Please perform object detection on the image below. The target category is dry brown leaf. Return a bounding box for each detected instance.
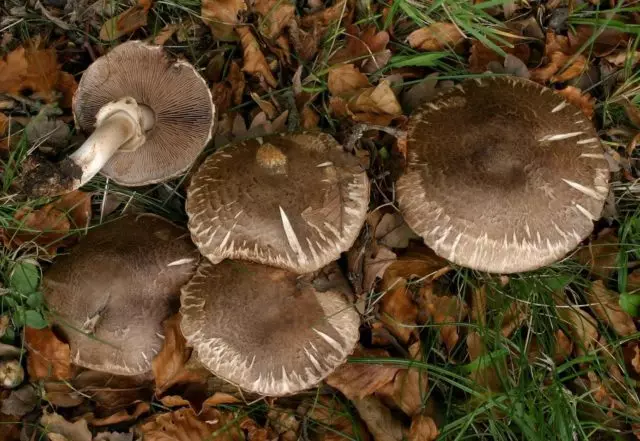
[554,86,595,120]
[202,0,247,41]
[326,346,400,400]
[348,80,402,115]
[137,407,244,441]
[328,64,370,97]
[380,274,417,343]
[408,415,438,441]
[352,396,405,441]
[407,23,463,51]
[586,280,636,337]
[624,100,640,127]
[202,392,241,407]
[553,329,573,363]
[551,54,587,82]
[43,381,85,408]
[466,332,502,392]
[307,396,371,441]
[470,285,487,325]
[468,37,530,73]
[300,0,349,28]
[228,61,246,105]
[91,402,150,426]
[330,25,390,68]
[501,302,529,337]
[153,314,206,395]
[301,106,320,129]
[555,296,599,356]
[160,395,191,408]
[575,228,619,279]
[25,326,71,381]
[387,342,427,416]
[211,83,233,114]
[236,27,277,88]
[0,40,77,107]
[72,370,153,409]
[150,23,180,45]
[100,3,150,41]
[41,411,92,441]
[374,213,420,249]
[253,0,296,39]
[1,385,38,417]
[1,191,91,255]
[422,291,468,353]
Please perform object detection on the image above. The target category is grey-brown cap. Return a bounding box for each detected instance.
[43,214,199,375]
[180,259,360,396]
[396,76,609,273]
[73,41,215,186]
[186,132,370,274]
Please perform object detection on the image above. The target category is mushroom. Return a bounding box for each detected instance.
[395,76,609,273]
[23,41,215,197]
[186,132,370,274]
[180,259,360,396]
[43,214,198,375]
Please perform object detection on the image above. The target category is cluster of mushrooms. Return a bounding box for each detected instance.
[34,41,610,397]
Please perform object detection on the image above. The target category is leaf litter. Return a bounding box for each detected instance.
[1,0,640,440]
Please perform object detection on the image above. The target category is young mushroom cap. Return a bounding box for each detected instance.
[186,132,370,274]
[396,76,610,274]
[43,214,199,375]
[23,41,215,196]
[180,259,360,396]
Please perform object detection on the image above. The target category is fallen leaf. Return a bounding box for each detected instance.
[91,402,150,426]
[1,385,38,417]
[422,291,468,353]
[72,370,153,409]
[551,54,587,82]
[408,415,438,441]
[228,61,246,105]
[586,280,636,337]
[363,245,397,293]
[468,37,530,73]
[287,19,322,61]
[25,326,71,381]
[100,2,151,41]
[466,331,502,392]
[554,86,595,120]
[330,25,390,68]
[94,433,134,441]
[555,295,599,356]
[380,273,418,343]
[407,23,463,51]
[150,23,180,45]
[326,346,400,400]
[137,407,245,441]
[328,64,370,97]
[300,0,349,28]
[301,106,320,129]
[153,314,206,395]
[387,342,428,416]
[0,40,78,107]
[41,411,92,441]
[307,396,371,441]
[553,329,573,363]
[575,228,619,279]
[375,213,420,249]
[352,396,405,441]
[202,0,247,41]
[202,392,240,407]
[236,27,278,88]
[253,0,296,39]
[470,285,487,325]
[211,83,233,114]
[500,302,529,337]
[43,381,85,408]
[1,191,92,255]
[332,80,403,125]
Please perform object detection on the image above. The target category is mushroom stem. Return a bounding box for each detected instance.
[344,123,407,152]
[21,97,152,197]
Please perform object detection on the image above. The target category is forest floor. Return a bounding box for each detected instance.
[1,0,640,440]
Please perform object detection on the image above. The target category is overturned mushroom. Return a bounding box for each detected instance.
[23,41,215,196]
[180,260,360,396]
[186,132,370,274]
[43,215,198,375]
[395,76,609,273]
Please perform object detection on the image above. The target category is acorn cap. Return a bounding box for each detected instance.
[180,259,360,396]
[186,132,370,274]
[73,41,215,186]
[396,76,610,273]
[43,214,199,375]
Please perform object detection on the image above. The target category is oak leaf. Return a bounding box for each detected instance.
[407,23,463,51]
[236,27,277,87]
[328,64,370,97]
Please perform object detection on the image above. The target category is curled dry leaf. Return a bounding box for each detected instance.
[554,86,595,120]
[407,23,464,52]
[422,290,468,353]
[90,402,151,427]
[253,0,296,39]
[137,407,245,441]
[380,272,418,343]
[408,415,438,441]
[575,228,619,279]
[331,80,403,125]
[0,39,77,108]
[326,346,400,400]
[328,64,370,97]
[555,295,599,356]
[1,190,92,255]
[300,0,349,29]
[586,280,636,337]
[71,370,153,409]
[41,411,92,441]
[236,27,278,88]
[202,0,248,41]
[363,245,397,293]
[307,396,371,441]
[386,342,427,416]
[25,326,71,381]
[468,36,530,73]
[100,0,153,41]
[329,25,390,69]
[352,396,405,441]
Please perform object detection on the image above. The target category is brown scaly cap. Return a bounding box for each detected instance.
[43,214,199,375]
[186,132,370,274]
[396,76,610,274]
[73,41,215,186]
[180,259,360,396]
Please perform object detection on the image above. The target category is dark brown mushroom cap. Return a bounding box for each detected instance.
[43,214,199,375]
[397,76,610,273]
[73,41,215,186]
[186,132,370,274]
[180,259,360,396]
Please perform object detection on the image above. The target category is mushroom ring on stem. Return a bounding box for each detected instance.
[22,41,215,197]
[394,76,610,273]
[186,132,370,274]
[180,259,360,396]
[43,214,199,376]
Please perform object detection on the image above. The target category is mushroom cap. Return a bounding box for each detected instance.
[43,214,199,375]
[180,259,360,396]
[73,41,215,186]
[186,132,370,274]
[396,76,610,274]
